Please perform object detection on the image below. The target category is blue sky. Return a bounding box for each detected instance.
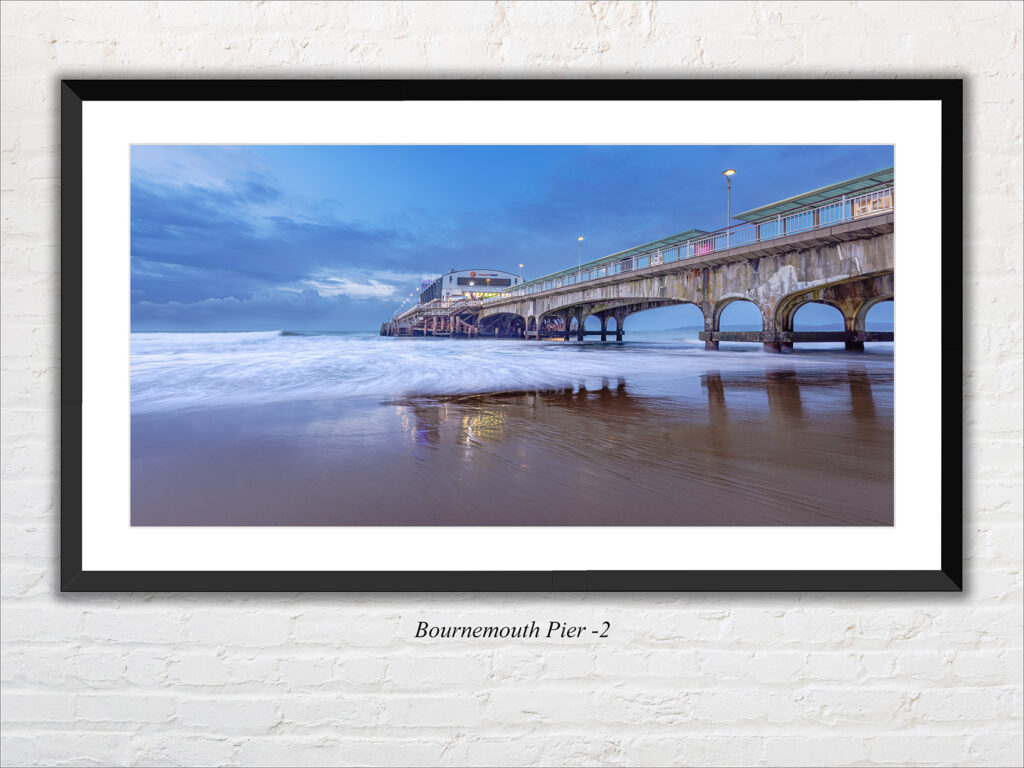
[131,144,894,331]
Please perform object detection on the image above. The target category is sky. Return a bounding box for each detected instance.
[131,144,894,331]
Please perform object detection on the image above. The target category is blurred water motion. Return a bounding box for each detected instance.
[132,339,892,526]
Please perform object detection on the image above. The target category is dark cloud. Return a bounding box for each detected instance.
[131,290,397,332]
[131,175,428,308]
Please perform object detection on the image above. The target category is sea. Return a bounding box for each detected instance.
[130,331,894,526]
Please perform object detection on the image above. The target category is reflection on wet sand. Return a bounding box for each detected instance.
[381,367,892,527]
[404,368,883,442]
[401,377,633,449]
[701,367,879,421]
[132,366,892,527]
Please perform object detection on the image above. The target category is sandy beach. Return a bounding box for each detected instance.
[131,335,893,526]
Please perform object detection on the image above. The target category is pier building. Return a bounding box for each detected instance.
[419,269,522,304]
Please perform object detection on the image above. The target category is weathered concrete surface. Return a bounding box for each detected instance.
[479,213,894,350]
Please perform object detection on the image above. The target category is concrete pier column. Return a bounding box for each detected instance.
[843,310,864,352]
[576,312,585,342]
[762,315,780,353]
[615,311,625,342]
[600,315,608,341]
[701,299,718,351]
[704,316,718,351]
[562,312,571,341]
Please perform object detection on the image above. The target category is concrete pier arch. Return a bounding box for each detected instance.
[478,311,526,338]
[474,209,894,353]
[714,297,766,332]
[857,295,895,332]
[771,272,894,351]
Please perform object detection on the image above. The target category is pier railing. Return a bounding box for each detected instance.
[395,296,480,320]
[487,186,893,301]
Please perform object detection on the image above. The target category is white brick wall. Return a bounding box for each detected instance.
[1,2,1021,765]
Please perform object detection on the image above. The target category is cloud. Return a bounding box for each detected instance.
[131,288,399,332]
[289,268,433,300]
[130,165,431,309]
[131,146,271,193]
[131,144,895,331]
[301,278,396,299]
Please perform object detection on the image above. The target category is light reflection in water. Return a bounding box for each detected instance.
[133,363,893,526]
[397,367,887,451]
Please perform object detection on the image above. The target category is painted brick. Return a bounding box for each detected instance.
[71,649,131,685]
[122,649,172,687]
[762,735,870,767]
[336,656,389,687]
[383,695,485,728]
[185,609,293,647]
[485,688,597,726]
[135,735,237,768]
[293,611,400,646]
[221,653,280,687]
[278,693,383,729]
[697,688,808,724]
[680,735,765,768]
[82,609,188,645]
[910,686,1021,722]
[1,1,1022,766]
[334,738,451,767]
[1,691,76,723]
[541,649,595,679]
[75,693,176,724]
[231,738,344,768]
[175,697,282,732]
[0,732,137,768]
[170,653,232,687]
[868,733,969,766]
[804,687,911,726]
[277,656,336,689]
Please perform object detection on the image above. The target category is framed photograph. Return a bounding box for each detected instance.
[61,79,962,591]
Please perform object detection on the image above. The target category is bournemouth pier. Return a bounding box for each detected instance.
[381,168,895,353]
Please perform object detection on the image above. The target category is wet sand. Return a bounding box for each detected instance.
[131,365,893,526]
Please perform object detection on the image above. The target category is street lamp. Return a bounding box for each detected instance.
[577,236,584,282]
[518,263,524,281]
[723,169,736,248]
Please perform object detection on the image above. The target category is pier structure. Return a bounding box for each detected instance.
[382,169,895,352]
[380,300,484,337]
[478,170,894,353]
[381,267,524,338]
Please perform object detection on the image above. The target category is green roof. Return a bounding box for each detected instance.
[734,166,893,222]
[604,229,709,262]
[518,229,708,289]
[511,167,894,292]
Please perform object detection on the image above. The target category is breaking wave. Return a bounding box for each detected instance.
[130,330,893,413]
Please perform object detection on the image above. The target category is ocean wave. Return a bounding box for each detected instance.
[130,331,893,413]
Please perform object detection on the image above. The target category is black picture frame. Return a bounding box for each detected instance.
[60,78,963,592]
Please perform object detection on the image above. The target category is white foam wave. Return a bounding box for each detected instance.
[130,331,893,413]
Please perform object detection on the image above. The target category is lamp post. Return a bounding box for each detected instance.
[577,236,584,282]
[518,263,524,281]
[723,169,736,248]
